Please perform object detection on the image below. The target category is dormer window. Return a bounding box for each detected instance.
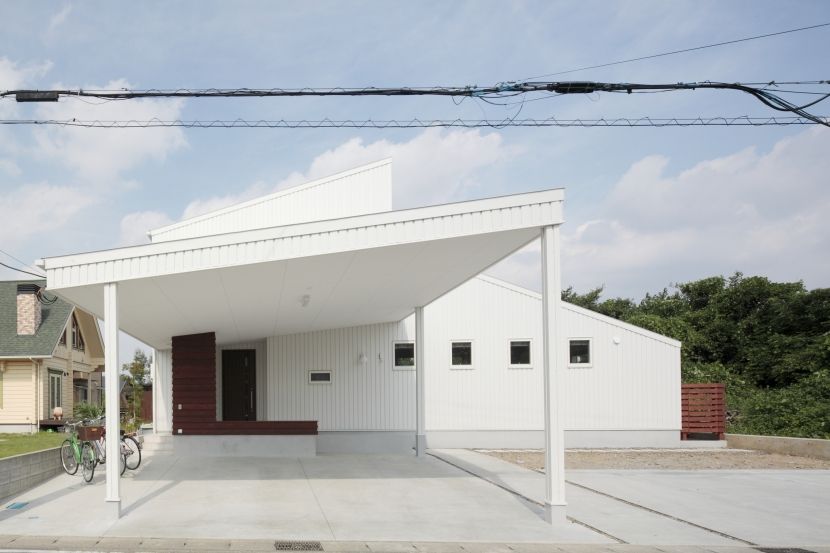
[60,314,85,352]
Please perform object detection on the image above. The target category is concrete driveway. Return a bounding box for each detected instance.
[0,453,607,544]
[432,449,830,547]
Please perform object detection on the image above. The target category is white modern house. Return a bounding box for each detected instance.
[38,159,680,520]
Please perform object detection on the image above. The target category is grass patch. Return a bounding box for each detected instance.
[0,432,66,459]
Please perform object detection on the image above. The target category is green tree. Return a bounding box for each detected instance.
[121,349,152,432]
[563,273,830,439]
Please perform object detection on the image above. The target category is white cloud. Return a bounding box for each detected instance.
[47,4,72,34]
[33,79,187,183]
[0,182,96,249]
[119,210,174,246]
[0,158,21,176]
[489,127,830,298]
[181,181,272,221]
[301,129,515,208]
[0,57,52,91]
[180,128,515,222]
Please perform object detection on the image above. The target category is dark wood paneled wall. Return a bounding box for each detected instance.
[171,331,317,436]
[172,332,217,434]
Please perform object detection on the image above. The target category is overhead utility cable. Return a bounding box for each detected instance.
[0,248,45,276]
[4,81,829,125]
[1,115,825,129]
[520,21,830,80]
[0,260,47,279]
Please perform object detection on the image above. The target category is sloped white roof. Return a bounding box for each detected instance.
[42,189,564,348]
[476,274,681,347]
[149,159,392,243]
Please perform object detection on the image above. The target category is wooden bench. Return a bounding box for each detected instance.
[173,420,318,436]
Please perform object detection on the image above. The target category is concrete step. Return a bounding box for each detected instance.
[140,433,175,454]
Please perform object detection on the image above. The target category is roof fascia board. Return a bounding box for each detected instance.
[48,309,74,358]
[476,274,681,348]
[43,189,563,276]
[148,158,393,238]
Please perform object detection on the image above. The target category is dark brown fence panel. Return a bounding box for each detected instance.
[681,383,726,440]
[172,332,216,435]
[141,388,153,422]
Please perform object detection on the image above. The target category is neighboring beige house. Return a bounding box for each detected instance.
[0,280,104,433]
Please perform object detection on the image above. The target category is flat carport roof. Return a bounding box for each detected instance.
[39,189,564,348]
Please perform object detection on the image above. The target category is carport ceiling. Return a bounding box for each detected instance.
[52,230,539,348]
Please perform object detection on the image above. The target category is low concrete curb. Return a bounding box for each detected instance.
[0,447,62,505]
[726,433,830,460]
[0,535,827,553]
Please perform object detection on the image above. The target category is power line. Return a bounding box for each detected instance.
[0,248,44,276]
[0,115,824,129]
[4,80,828,100]
[521,21,830,80]
[4,80,829,125]
[0,261,46,279]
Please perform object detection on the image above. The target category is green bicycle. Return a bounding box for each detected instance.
[60,420,100,483]
[60,420,126,483]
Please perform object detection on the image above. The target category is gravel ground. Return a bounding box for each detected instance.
[478,448,830,470]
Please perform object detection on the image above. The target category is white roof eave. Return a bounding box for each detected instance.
[43,188,565,290]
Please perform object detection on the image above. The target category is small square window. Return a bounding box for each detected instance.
[308,371,332,384]
[569,339,591,366]
[451,341,472,368]
[510,340,531,366]
[394,342,415,369]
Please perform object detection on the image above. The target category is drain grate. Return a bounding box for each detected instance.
[756,549,817,553]
[6,502,28,510]
[274,541,323,552]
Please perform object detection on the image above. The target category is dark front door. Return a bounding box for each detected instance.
[222,350,256,421]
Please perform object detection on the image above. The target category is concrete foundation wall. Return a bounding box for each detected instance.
[171,435,316,457]
[317,431,414,454]
[726,433,830,460]
[426,429,684,449]
[0,447,62,504]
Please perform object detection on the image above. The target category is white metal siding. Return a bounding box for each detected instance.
[150,160,393,243]
[258,276,680,434]
[154,349,173,433]
[266,320,415,431]
[45,190,563,289]
[424,277,681,432]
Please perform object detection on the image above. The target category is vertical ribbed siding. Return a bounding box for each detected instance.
[155,349,173,433]
[256,275,679,434]
[266,319,415,431]
[152,162,392,242]
[424,277,681,432]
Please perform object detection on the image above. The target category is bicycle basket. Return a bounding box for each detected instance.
[77,425,103,440]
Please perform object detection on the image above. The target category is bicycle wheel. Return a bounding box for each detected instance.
[81,442,96,483]
[122,435,141,470]
[120,451,127,476]
[60,439,78,475]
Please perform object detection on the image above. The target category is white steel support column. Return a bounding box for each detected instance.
[541,225,566,522]
[103,282,121,517]
[151,349,158,434]
[415,306,426,456]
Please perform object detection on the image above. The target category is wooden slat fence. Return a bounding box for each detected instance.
[681,383,726,440]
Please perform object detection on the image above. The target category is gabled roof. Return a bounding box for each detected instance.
[0,280,73,358]
[476,274,682,347]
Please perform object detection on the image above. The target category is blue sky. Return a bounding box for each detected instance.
[1,1,829,362]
